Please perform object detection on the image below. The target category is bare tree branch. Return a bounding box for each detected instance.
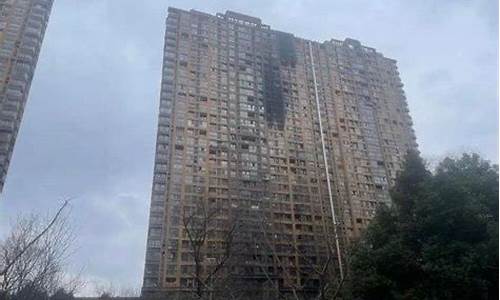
[180,201,241,300]
[0,199,79,299]
[0,200,69,278]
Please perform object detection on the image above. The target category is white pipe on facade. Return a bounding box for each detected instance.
[308,41,344,280]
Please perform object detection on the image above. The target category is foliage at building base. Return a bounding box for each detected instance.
[349,152,498,300]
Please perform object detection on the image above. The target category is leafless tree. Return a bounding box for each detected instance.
[0,200,80,300]
[92,281,140,298]
[255,216,346,300]
[181,200,240,300]
[298,243,346,300]
[252,218,300,300]
[92,281,117,299]
[118,286,140,297]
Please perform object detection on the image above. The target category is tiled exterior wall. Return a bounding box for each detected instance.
[0,0,53,192]
[143,7,417,296]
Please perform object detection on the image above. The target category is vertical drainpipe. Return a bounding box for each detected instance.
[308,41,344,280]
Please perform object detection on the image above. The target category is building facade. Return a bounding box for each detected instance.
[143,7,417,298]
[0,0,53,192]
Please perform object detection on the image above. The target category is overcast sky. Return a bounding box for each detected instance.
[0,0,497,296]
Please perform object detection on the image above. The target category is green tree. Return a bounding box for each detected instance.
[349,152,498,300]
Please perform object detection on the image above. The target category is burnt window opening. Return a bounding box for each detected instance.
[277,32,297,67]
[263,60,285,130]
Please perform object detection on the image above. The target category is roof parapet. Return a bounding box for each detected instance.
[225,10,261,25]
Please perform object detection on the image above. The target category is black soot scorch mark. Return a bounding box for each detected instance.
[263,32,297,130]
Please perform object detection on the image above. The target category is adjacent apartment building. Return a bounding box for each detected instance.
[143,7,417,298]
[0,0,53,192]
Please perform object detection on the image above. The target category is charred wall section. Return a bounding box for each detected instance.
[263,32,297,130]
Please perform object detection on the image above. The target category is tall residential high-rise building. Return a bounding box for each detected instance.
[143,7,417,298]
[0,0,53,192]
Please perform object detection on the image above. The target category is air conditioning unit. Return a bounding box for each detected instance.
[205,257,217,264]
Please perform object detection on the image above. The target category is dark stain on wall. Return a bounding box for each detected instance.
[263,32,297,130]
[263,61,284,130]
[277,32,297,67]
